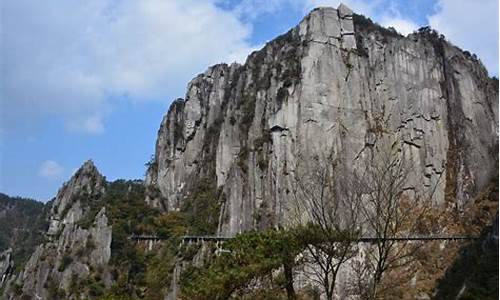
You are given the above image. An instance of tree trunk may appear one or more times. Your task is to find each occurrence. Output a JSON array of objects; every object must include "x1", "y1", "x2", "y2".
[{"x1": 283, "y1": 257, "x2": 297, "y2": 300}]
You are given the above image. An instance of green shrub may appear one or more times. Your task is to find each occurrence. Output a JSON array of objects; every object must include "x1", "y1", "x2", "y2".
[
  {"x1": 237, "y1": 147, "x2": 249, "y2": 173},
  {"x1": 58, "y1": 254, "x2": 73, "y2": 272},
  {"x1": 239, "y1": 94, "x2": 256, "y2": 137},
  {"x1": 89, "y1": 280, "x2": 105, "y2": 297},
  {"x1": 69, "y1": 273, "x2": 82, "y2": 296},
  {"x1": 276, "y1": 87, "x2": 288, "y2": 109},
  {"x1": 77, "y1": 207, "x2": 100, "y2": 229},
  {"x1": 12, "y1": 283, "x2": 23, "y2": 296},
  {"x1": 154, "y1": 212, "x2": 188, "y2": 238},
  {"x1": 46, "y1": 276, "x2": 66, "y2": 300}
]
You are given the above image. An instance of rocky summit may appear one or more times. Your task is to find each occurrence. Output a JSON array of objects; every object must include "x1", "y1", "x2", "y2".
[{"x1": 1, "y1": 4, "x2": 498, "y2": 300}]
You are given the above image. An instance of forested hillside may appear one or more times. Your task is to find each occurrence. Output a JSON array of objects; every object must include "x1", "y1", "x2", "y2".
[{"x1": 0, "y1": 193, "x2": 48, "y2": 272}]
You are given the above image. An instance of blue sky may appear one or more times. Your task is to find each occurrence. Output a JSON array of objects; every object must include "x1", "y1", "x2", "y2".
[{"x1": 1, "y1": 0, "x2": 498, "y2": 201}]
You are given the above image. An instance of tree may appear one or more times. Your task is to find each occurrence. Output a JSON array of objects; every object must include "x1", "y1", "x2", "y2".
[
  {"x1": 180, "y1": 229, "x2": 305, "y2": 300},
  {"x1": 355, "y1": 148, "x2": 439, "y2": 299},
  {"x1": 291, "y1": 152, "x2": 362, "y2": 300},
  {"x1": 292, "y1": 147, "x2": 441, "y2": 299}
]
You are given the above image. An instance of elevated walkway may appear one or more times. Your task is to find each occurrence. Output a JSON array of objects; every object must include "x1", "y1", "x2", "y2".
[{"x1": 128, "y1": 234, "x2": 479, "y2": 243}]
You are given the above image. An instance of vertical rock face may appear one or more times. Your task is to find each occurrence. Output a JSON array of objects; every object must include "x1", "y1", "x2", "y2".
[
  {"x1": 146, "y1": 4, "x2": 498, "y2": 236},
  {"x1": 4, "y1": 161, "x2": 112, "y2": 300},
  {"x1": 0, "y1": 249, "x2": 13, "y2": 285}
]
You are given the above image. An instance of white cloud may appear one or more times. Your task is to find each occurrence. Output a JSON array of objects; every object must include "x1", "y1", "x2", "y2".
[
  {"x1": 65, "y1": 114, "x2": 105, "y2": 135},
  {"x1": 39, "y1": 160, "x2": 64, "y2": 179},
  {"x1": 380, "y1": 17, "x2": 418, "y2": 36},
  {"x1": 2, "y1": 0, "x2": 256, "y2": 134},
  {"x1": 3, "y1": 0, "x2": 497, "y2": 138},
  {"x1": 428, "y1": 0, "x2": 498, "y2": 75}
]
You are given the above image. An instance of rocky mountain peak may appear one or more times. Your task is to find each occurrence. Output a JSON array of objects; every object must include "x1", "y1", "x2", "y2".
[
  {"x1": 61, "y1": 160, "x2": 104, "y2": 196},
  {"x1": 48, "y1": 160, "x2": 106, "y2": 235},
  {"x1": 4, "y1": 160, "x2": 113, "y2": 299},
  {"x1": 77, "y1": 159, "x2": 100, "y2": 175}
]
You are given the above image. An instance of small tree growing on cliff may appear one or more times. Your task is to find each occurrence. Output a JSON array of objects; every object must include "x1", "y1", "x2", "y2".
[{"x1": 292, "y1": 152, "x2": 363, "y2": 300}]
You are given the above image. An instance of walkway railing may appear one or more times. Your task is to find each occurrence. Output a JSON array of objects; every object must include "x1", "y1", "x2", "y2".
[{"x1": 128, "y1": 234, "x2": 479, "y2": 243}]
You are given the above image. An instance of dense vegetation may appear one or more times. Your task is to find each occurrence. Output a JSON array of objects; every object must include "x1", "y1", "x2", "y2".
[
  {"x1": 94, "y1": 180, "x2": 326, "y2": 299},
  {"x1": 94, "y1": 158, "x2": 498, "y2": 300},
  {"x1": 353, "y1": 13, "x2": 403, "y2": 39},
  {"x1": 3, "y1": 175, "x2": 498, "y2": 300},
  {"x1": 0, "y1": 193, "x2": 48, "y2": 271},
  {"x1": 96, "y1": 180, "x2": 193, "y2": 299},
  {"x1": 352, "y1": 13, "x2": 403, "y2": 57},
  {"x1": 180, "y1": 228, "x2": 304, "y2": 300}
]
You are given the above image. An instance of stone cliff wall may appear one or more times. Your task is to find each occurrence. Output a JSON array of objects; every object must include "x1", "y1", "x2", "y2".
[{"x1": 145, "y1": 4, "x2": 498, "y2": 237}]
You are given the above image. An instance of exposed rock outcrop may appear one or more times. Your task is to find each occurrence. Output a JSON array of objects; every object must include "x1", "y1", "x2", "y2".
[
  {"x1": 145, "y1": 4, "x2": 498, "y2": 237},
  {"x1": 47, "y1": 160, "x2": 106, "y2": 236},
  {"x1": 4, "y1": 161, "x2": 112, "y2": 300},
  {"x1": 0, "y1": 248, "x2": 14, "y2": 285}
]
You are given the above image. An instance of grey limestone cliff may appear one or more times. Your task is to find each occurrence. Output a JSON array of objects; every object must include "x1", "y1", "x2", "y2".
[{"x1": 145, "y1": 4, "x2": 498, "y2": 237}]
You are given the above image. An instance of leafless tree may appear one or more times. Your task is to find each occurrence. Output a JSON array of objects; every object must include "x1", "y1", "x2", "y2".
[
  {"x1": 291, "y1": 151, "x2": 362, "y2": 300},
  {"x1": 292, "y1": 147, "x2": 441, "y2": 299},
  {"x1": 355, "y1": 148, "x2": 440, "y2": 299}
]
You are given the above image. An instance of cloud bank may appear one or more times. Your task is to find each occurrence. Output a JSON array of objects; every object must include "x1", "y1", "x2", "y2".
[
  {"x1": 428, "y1": 0, "x2": 498, "y2": 76},
  {"x1": 2, "y1": 0, "x2": 497, "y2": 136},
  {"x1": 2, "y1": 0, "x2": 256, "y2": 134}
]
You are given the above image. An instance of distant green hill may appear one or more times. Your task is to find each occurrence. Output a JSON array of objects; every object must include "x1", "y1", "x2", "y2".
[{"x1": 0, "y1": 193, "x2": 48, "y2": 271}]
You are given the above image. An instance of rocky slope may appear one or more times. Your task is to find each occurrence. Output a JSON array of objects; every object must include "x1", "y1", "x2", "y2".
[
  {"x1": 3, "y1": 161, "x2": 113, "y2": 299},
  {"x1": 145, "y1": 4, "x2": 498, "y2": 236}
]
